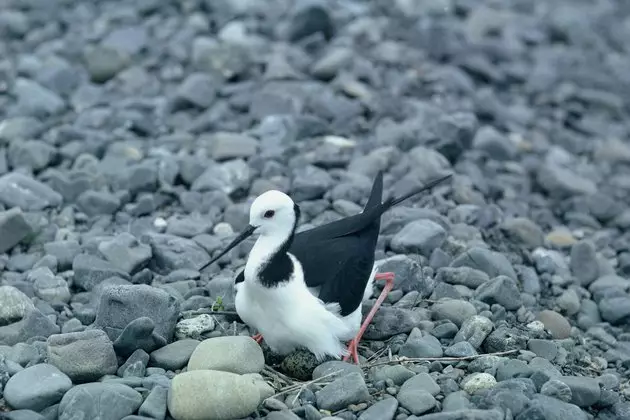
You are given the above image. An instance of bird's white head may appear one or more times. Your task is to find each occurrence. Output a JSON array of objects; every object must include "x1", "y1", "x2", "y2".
[
  {"x1": 203, "y1": 189, "x2": 300, "y2": 268},
  {"x1": 249, "y1": 190, "x2": 298, "y2": 236}
]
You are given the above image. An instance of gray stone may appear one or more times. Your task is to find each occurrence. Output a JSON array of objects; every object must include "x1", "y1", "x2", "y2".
[
  {"x1": 58, "y1": 383, "x2": 143, "y2": 420},
  {"x1": 442, "y1": 391, "x2": 473, "y2": 411},
  {"x1": 47, "y1": 329, "x2": 118, "y2": 382},
  {"x1": 436, "y1": 267, "x2": 490, "y2": 289},
  {"x1": 0, "y1": 286, "x2": 34, "y2": 327},
  {"x1": 113, "y1": 317, "x2": 167, "y2": 358},
  {"x1": 8, "y1": 140, "x2": 56, "y2": 172},
  {"x1": 138, "y1": 385, "x2": 167, "y2": 420},
  {"x1": 541, "y1": 379, "x2": 572, "y2": 403},
  {"x1": 187, "y1": 336, "x2": 264, "y2": 375},
  {"x1": 146, "y1": 233, "x2": 211, "y2": 272},
  {"x1": 191, "y1": 159, "x2": 251, "y2": 195},
  {"x1": 98, "y1": 232, "x2": 152, "y2": 274},
  {"x1": 174, "y1": 73, "x2": 217, "y2": 109},
  {"x1": 94, "y1": 284, "x2": 180, "y2": 342},
  {"x1": 312, "y1": 360, "x2": 362, "y2": 381},
  {"x1": 30, "y1": 267, "x2": 71, "y2": 304},
  {"x1": 14, "y1": 77, "x2": 65, "y2": 117},
  {"x1": 376, "y1": 255, "x2": 435, "y2": 295},
  {"x1": 461, "y1": 373, "x2": 497, "y2": 394},
  {"x1": 409, "y1": 409, "x2": 504, "y2": 420},
  {"x1": 450, "y1": 247, "x2": 517, "y2": 280},
  {"x1": 556, "y1": 289, "x2": 581, "y2": 316},
  {"x1": 570, "y1": 241, "x2": 599, "y2": 286},
  {"x1": 397, "y1": 390, "x2": 436, "y2": 416},
  {"x1": 44, "y1": 240, "x2": 80, "y2": 271},
  {"x1": 369, "y1": 365, "x2": 415, "y2": 386},
  {"x1": 168, "y1": 370, "x2": 259, "y2": 420},
  {"x1": 560, "y1": 375, "x2": 601, "y2": 407},
  {"x1": 390, "y1": 220, "x2": 447, "y2": 257},
  {"x1": 452, "y1": 315, "x2": 493, "y2": 349},
  {"x1": 500, "y1": 217, "x2": 544, "y2": 248},
  {"x1": 358, "y1": 396, "x2": 398, "y2": 420},
  {"x1": 537, "y1": 165, "x2": 597, "y2": 198},
  {"x1": 399, "y1": 328, "x2": 443, "y2": 358},
  {"x1": 316, "y1": 372, "x2": 370, "y2": 412},
  {"x1": 400, "y1": 372, "x2": 440, "y2": 396},
  {"x1": 0, "y1": 208, "x2": 32, "y2": 254},
  {"x1": 0, "y1": 172, "x2": 62, "y2": 211},
  {"x1": 118, "y1": 349, "x2": 149, "y2": 378},
  {"x1": 431, "y1": 299, "x2": 477, "y2": 327},
  {"x1": 205, "y1": 132, "x2": 258, "y2": 161},
  {"x1": 362, "y1": 306, "x2": 430, "y2": 340},
  {"x1": 174, "y1": 314, "x2": 216, "y2": 340},
  {"x1": 444, "y1": 341, "x2": 477, "y2": 357},
  {"x1": 4, "y1": 364, "x2": 72, "y2": 411},
  {"x1": 527, "y1": 339, "x2": 558, "y2": 361},
  {"x1": 536, "y1": 310, "x2": 571, "y2": 339},
  {"x1": 518, "y1": 394, "x2": 587, "y2": 420},
  {"x1": 150, "y1": 339, "x2": 200, "y2": 371},
  {"x1": 84, "y1": 45, "x2": 130, "y2": 83},
  {"x1": 77, "y1": 190, "x2": 121, "y2": 216},
  {"x1": 474, "y1": 275, "x2": 522, "y2": 310},
  {"x1": 472, "y1": 125, "x2": 516, "y2": 160},
  {"x1": 599, "y1": 296, "x2": 630, "y2": 325},
  {"x1": 72, "y1": 254, "x2": 130, "y2": 291},
  {"x1": 0, "y1": 308, "x2": 60, "y2": 346}
]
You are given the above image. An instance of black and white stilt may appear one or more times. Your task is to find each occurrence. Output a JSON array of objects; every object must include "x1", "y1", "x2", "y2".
[{"x1": 199, "y1": 171, "x2": 452, "y2": 363}]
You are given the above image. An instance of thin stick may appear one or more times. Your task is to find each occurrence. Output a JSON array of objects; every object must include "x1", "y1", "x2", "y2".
[
  {"x1": 180, "y1": 309, "x2": 239, "y2": 317},
  {"x1": 268, "y1": 369, "x2": 344, "y2": 399},
  {"x1": 364, "y1": 349, "x2": 519, "y2": 368}
]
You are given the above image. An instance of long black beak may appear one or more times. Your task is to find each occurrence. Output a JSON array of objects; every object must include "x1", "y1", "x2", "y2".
[{"x1": 198, "y1": 224, "x2": 257, "y2": 272}]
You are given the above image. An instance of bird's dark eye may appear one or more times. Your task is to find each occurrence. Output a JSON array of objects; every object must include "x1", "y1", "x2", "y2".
[{"x1": 263, "y1": 210, "x2": 275, "y2": 219}]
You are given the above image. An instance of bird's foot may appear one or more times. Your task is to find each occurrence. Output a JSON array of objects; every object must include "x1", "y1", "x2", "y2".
[
  {"x1": 252, "y1": 333, "x2": 263, "y2": 344},
  {"x1": 342, "y1": 271, "x2": 395, "y2": 365}
]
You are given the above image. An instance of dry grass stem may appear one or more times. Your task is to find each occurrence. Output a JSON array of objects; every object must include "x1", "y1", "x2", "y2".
[{"x1": 363, "y1": 349, "x2": 519, "y2": 368}]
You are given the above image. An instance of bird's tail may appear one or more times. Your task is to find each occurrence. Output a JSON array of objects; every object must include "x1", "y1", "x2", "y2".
[
  {"x1": 363, "y1": 170, "x2": 384, "y2": 211},
  {"x1": 385, "y1": 173, "x2": 453, "y2": 208}
]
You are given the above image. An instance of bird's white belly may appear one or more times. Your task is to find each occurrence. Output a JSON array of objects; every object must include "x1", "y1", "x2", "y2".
[
  {"x1": 235, "y1": 280, "x2": 303, "y2": 355},
  {"x1": 234, "y1": 261, "x2": 378, "y2": 359}
]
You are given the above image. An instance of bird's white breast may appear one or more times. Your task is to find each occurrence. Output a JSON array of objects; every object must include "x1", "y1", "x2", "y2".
[{"x1": 235, "y1": 253, "x2": 359, "y2": 360}]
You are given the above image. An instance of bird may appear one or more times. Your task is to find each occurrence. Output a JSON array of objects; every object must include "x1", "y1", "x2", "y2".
[{"x1": 198, "y1": 170, "x2": 452, "y2": 363}]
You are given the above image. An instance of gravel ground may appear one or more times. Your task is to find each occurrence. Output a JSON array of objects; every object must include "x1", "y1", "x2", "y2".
[{"x1": 0, "y1": 0, "x2": 630, "y2": 419}]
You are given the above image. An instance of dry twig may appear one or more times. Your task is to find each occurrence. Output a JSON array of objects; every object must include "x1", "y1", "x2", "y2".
[{"x1": 363, "y1": 349, "x2": 519, "y2": 368}]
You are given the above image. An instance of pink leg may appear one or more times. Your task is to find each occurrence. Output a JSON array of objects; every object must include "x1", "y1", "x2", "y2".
[
  {"x1": 252, "y1": 333, "x2": 263, "y2": 344},
  {"x1": 343, "y1": 272, "x2": 395, "y2": 364}
]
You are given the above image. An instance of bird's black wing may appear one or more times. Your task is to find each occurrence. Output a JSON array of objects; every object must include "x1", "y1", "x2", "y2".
[{"x1": 289, "y1": 229, "x2": 379, "y2": 316}]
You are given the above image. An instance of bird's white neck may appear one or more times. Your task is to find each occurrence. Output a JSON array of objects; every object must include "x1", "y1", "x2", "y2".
[{"x1": 244, "y1": 226, "x2": 294, "y2": 282}]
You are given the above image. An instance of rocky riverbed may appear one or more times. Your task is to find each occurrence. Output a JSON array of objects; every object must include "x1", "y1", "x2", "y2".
[{"x1": 1, "y1": 0, "x2": 630, "y2": 419}]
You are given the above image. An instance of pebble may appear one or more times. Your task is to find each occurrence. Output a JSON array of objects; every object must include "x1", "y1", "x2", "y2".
[
  {"x1": 46, "y1": 329, "x2": 118, "y2": 382},
  {"x1": 390, "y1": 220, "x2": 447, "y2": 257},
  {"x1": 536, "y1": 310, "x2": 571, "y2": 339},
  {"x1": 452, "y1": 315, "x2": 493, "y2": 349},
  {"x1": 58, "y1": 383, "x2": 143, "y2": 420},
  {"x1": 474, "y1": 275, "x2": 522, "y2": 310},
  {"x1": 461, "y1": 372, "x2": 497, "y2": 394},
  {"x1": 174, "y1": 314, "x2": 216, "y2": 340},
  {"x1": 358, "y1": 397, "x2": 398, "y2": 420},
  {"x1": 560, "y1": 375, "x2": 602, "y2": 407},
  {"x1": 93, "y1": 284, "x2": 180, "y2": 343},
  {"x1": 570, "y1": 240, "x2": 599, "y2": 286},
  {"x1": 168, "y1": 370, "x2": 260, "y2": 420},
  {"x1": 431, "y1": 299, "x2": 477, "y2": 327},
  {"x1": 187, "y1": 336, "x2": 265, "y2": 374},
  {"x1": 4, "y1": 363, "x2": 72, "y2": 411},
  {"x1": 0, "y1": 208, "x2": 33, "y2": 254},
  {"x1": 0, "y1": 286, "x2": 35, "y2": 326},
  {"x1": 541, "y1": 379, "x2": 573, "y2": 403},
  {"x1": 316, "y1": 372, "x2": 370, "y2": 412},
  {"x1": 150, "y1": 339, "x2": 199, "y2": 371}
]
